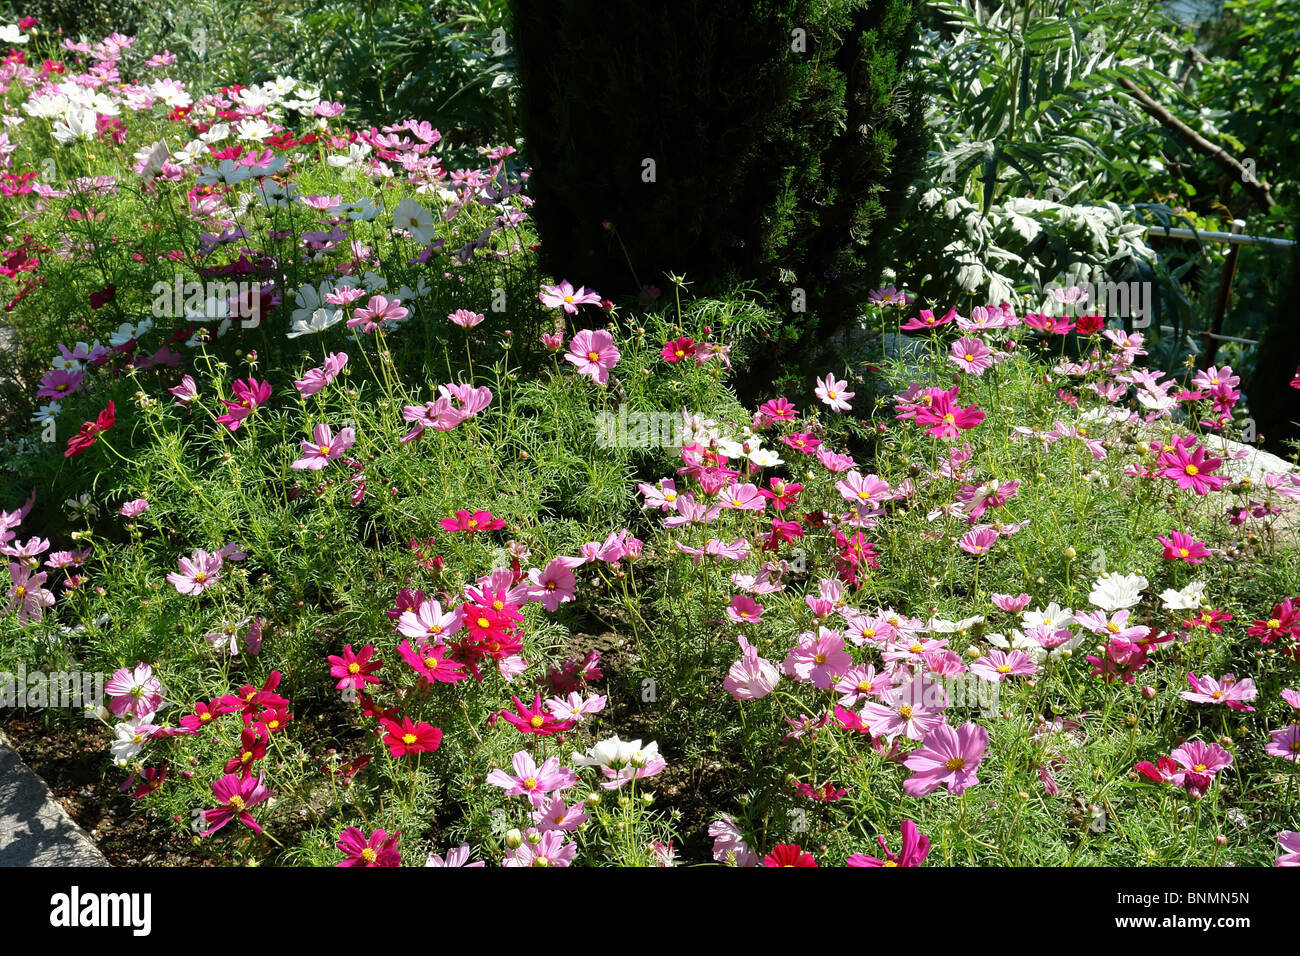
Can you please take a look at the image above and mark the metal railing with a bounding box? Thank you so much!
[1146,219,1295,360]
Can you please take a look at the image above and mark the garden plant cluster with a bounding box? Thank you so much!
[0,14,1298,868]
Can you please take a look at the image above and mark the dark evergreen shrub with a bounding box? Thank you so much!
[508,0,924,362]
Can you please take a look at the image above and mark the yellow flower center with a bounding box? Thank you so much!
[402,733,417,744]
[944,757,966,771]
[360,848,377,863]
[194,572,208,583]
[348,662,361,674]
[1185,464,1199,476]
[530,715,545,728]
[228,795,245,810]
[898,705,913,719]
[587,351,600,363]
[857,680,872,692]
[424,656,439,670]
[1193,763,1207,772]
[318,444,331,455]
[813,653,826,665]
[996,665,1012,674]
[1179,548,1189,557]
[476,617,490,629]
[523,777,538,790]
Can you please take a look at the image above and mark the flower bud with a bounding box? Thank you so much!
[504,828,523,849]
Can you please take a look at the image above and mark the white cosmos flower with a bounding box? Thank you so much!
[1088,572,1148,611]
[748,448,784,468]
[1160,580,1208,611]
[572,735,658,770]
[393,197,438,244]
[0,24,29,44]
[1021,602,1073,630]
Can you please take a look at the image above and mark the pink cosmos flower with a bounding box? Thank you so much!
[545,692,607,723]
[395,597,463,642]
[661,336,696,363]
[756,397,798,425]
[726,595,764,624]
[7,562,55,621]
[448,309,485,328]
[168,374,198,406]
[165,549,223,595]
[1265,726,1300,762]
[724,636,779,701]
[971,649,1037,682]
[948,337,994,375]
[958,526,998,555]
[541,331,565,350]
[846,820,930,866]
[426,843,485,867]
[336,827,401,867]
[293,352,347,396]
[1181,672,1257,711]
[440,509,506,533]
[328,643,382,691]
[860,685,947,742]
[105,663,165,718]
[899,308,956,331]
[1157,529,1210,564]
[720,482,765,512]
[119,498,149,518]
[910,389,985,438]
[1277,831,1300,866]
[816,448,856,472]
[564,329,620,385]
[37,368,84,401]
[782,628,851,690]
[815,373,855,412]
[836,471,891,507]
[1169,739,1233,795]
[709,815,758,866]
[992,592,1031,612]
[505,829,577,867]
[781,432,822,454]
[202,773,271,836]
[347,295,408,334]
[902,722,989,797]
[527,558,579,611]
[834,664,890,707]
[487,750,579,807]
[291,423,356,470]
[530,796,589,833]
[539,280,601,314]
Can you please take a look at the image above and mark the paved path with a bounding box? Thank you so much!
[0,731,108,866]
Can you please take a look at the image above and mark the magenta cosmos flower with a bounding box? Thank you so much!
[290,423,356,470]
[846,820,931,866]
[1157,529,1210,564]
[902,722,989,796]
[539,279,601,314]
[202,773,272,836]
[216,376,271,431]
[328,643,382,691]
[336,826,401,867]
[1169,739,1233,793]
[165,548,223,595]
[1156,438,1225,495]
[564,329,620,385]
